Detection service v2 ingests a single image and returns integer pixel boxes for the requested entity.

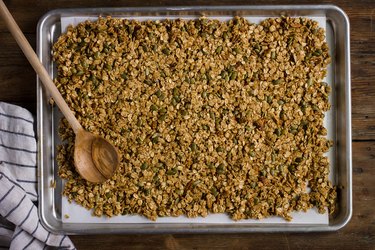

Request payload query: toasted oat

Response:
[53,16,336,221]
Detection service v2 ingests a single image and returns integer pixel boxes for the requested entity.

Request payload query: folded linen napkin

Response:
[0,102,74,250]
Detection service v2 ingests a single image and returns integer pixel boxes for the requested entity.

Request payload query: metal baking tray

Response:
[37,5,351,233]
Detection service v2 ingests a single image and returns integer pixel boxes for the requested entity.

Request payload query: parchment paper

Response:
[60,15,332,224]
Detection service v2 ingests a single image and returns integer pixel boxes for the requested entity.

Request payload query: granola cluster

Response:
[53,16,336,221]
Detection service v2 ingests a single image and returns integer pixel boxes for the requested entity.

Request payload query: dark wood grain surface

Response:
[0,0,374,249]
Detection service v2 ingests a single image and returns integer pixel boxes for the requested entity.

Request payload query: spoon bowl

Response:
[74,130,119,183]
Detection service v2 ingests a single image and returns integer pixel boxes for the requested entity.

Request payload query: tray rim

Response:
[37,4,352,234]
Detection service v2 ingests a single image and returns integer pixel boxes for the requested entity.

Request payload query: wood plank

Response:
[0,33,35,66]
[352,83,375,140]
[350,8,375,139]
[0,66,36,104]
[0,33,37,113]
[70,141,375,249]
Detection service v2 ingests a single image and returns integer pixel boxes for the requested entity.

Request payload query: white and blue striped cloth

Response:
[0,102,74,250]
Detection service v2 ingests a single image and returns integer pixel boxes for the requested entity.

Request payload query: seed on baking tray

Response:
[150,104,158,112]
[141,162,148,170]
[162,48,170,55]
[272,79,281,85]
[216,163,225,174]
[167,168,177,175]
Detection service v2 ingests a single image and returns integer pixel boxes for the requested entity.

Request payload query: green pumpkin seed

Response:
[141,162,148,170]
[105,64,112,71]
[121,73,128,80]
[313,49,322,56]
[191,142,198,152]
[151,134,159,144]
[275,128,282,137]
[159,107,167,114]
[216,146,224,153]
[272,79,281,85]
[158,113,167,121]
[230,71,237,80]
[167,168,177,175]
[150,104,158,111]
[143,189,150,196]
[162,48,170,55]
[211,187,218,197]
[216,163,225,174]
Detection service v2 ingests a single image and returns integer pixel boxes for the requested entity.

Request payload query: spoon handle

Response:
[0,0,82,134]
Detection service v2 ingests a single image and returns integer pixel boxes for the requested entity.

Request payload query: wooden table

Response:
[1,0,374,249]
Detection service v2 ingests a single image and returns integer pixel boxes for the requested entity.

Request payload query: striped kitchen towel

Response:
[0,102,74,250]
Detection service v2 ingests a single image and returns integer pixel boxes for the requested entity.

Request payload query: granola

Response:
[53,16,336,221]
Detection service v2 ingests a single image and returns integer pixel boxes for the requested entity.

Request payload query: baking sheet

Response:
[59,15,333,224]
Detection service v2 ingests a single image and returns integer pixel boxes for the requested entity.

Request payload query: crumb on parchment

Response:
[50,179,56,189]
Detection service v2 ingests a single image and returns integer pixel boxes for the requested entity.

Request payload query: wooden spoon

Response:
[0,0,119,183]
